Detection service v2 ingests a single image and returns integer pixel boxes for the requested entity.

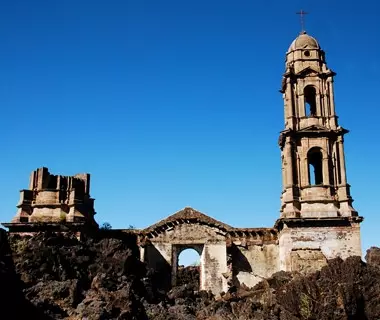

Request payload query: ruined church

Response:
[3,31,363,294]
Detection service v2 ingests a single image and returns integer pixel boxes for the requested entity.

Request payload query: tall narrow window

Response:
[304,86,317,117]
[308,148,323,185]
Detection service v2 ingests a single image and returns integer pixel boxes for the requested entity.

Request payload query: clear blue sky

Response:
[0,0,379,261]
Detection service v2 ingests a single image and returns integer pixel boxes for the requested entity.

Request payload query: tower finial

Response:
[296,9,308,33]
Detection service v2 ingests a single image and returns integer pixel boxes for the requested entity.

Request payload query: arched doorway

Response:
[172,244,203,288]
[177,248,201,287]
[178,248,201,267]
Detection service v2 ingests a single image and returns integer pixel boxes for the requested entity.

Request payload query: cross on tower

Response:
[296,10,308,32]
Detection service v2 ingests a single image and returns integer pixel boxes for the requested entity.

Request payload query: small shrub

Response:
[100,222,112,230]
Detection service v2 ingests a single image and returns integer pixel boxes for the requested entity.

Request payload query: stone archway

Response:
[140,207,230,294]
[178,247,201,267]
[172,244,204,288]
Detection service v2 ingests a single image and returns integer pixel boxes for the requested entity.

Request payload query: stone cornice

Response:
[274,216,364,231]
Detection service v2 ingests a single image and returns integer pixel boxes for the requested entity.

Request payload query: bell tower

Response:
[277,31,363,272]
[279,31,357,219]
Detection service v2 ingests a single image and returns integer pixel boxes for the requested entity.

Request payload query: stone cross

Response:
[296,9,308,32]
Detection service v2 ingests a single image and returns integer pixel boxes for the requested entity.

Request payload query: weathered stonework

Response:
[2,31,363,295]
[5,167,97,230]
[276,31,363,273]
[276,217,362,273]
[133,207,278,293]
[279,32,356,219]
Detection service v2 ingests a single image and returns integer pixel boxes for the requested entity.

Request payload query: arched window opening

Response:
[177,248,200,287]
[308,148,323,185]
[304,86,317,117]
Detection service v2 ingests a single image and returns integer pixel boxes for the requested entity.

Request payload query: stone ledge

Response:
[274,216,363,230]
[1,222,88,233]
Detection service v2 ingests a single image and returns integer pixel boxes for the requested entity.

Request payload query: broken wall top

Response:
[28,167,91,195]
[120,207,278,245]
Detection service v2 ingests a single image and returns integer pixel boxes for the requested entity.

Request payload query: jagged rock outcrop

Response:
[0,228,52,319]
[7,231,151,319]
[1,231,379,320]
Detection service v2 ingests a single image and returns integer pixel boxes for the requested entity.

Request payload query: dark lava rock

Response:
[197,256,380,320]
[176,265,199,289]
[0,228,52,319]
[1,230,380,320]
[6,231,149,319]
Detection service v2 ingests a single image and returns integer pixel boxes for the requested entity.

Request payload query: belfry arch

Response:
[304,85,317,117]
[307,147,323,185]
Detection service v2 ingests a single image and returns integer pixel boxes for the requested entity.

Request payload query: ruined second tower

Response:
[4,167,97,234]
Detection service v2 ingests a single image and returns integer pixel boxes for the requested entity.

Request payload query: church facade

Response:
[3,32,363,294]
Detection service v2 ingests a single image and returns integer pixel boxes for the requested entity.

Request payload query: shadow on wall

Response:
[145,245,172,291]
[0,228,53,320]
[228,243,253,287]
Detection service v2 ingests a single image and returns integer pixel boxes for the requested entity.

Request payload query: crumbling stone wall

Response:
[201,243,228,293]
[279,221,361,273]
[138,210,363,293]
[10,167,96,225]
[232,243,279,288]
[4,197,364,296]
[143,222,228,294]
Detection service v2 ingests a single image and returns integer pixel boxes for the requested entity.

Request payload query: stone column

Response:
[322,155,330,185]
[171,246,178,287]
[285,78,293,122]
[322,141,330,185]
[300,156,309,187]
[298,91,305,118]
[285,138,294,188]
[323,80,329,117]
[328,80,336,116]
[337,137,347,185]
[297,155,301,186]
[328,79,337,128]
[292,86,298,119]
[332,143,339,185]
[316,92,322,117]
[282,155,287,187]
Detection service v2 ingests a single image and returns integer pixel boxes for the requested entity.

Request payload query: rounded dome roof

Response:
[288,31,320,52]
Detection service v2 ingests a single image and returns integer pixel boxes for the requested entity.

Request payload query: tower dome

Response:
[288,31,320,52]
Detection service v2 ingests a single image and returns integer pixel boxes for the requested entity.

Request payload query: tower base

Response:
[275,216,363,273]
